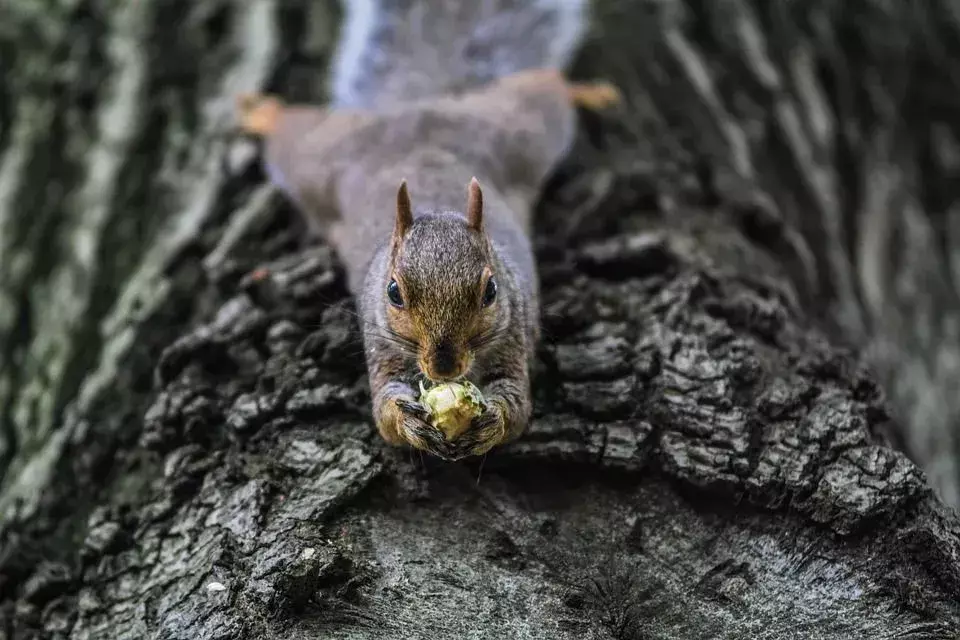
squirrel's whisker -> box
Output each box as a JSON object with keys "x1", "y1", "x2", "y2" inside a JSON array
[
  {"x1": 295, "y1": 300, "x2": 420, "y2": 353},
  {"x1": 469, "y1": 325, "x2": 512, "y2": 352},
  {"x1": 360, "y1": 331, "x2": 419, "y2": 356}
]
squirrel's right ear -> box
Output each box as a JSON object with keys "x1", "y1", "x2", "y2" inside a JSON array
[
  {"x1": 395, "y1": 180, "x2": 413, "y2": 238},
  {"x1": 466, "y1": 177, "x2": 483, "y2": 232}
]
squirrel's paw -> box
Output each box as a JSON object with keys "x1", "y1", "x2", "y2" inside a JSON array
[
  {"x1": 394, "y1": 398, "x2": 457, "y2": 460},
  {"x1": 568, "y1": 81, "x2": 622, "y2": 112},
  {"x1": 450, "y1": 404, "x2": 508, "y2": 460},
  {"x1": 235, "y1": 93, "x2": 284, "y2": 136}
]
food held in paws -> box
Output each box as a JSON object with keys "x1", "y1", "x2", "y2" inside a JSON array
[{"x1": 419, "y1": 381, "x2": 486, "y2": 440}]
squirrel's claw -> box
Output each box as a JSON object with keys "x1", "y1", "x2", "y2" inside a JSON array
[
  {"x1": 395, "y1": 397, "x2": 430, "y2": 422},
  {"x1": 395, "y1": 398, "x2": 458, "y2": 460},
  {"x1": 449, "y1": 404, "x2": 507, "y2": 460}
]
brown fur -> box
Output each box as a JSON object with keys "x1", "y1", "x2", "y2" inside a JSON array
[{"x1": 238, "y1": 69, "x2": 619, "y2": 459}]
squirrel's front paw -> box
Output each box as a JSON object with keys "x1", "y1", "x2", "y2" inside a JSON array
[
  {"x1": 450, "y1": 404, "x2": 508, "y2": 460},
  {"x1": 393, "y1": 398, "x2": 457, "y2": 460}
]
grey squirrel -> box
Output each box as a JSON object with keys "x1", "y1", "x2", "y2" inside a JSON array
[{"x1": 236, "y1": 0, "x2": 619, "y2": 460}]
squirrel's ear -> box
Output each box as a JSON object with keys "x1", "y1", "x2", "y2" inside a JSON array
[
  {"x1": 466, "y1": 177, "x2": 483, "y2": 232},
  {"x1": 395, "y1": 180, "x2": 413, "y2": 237}
]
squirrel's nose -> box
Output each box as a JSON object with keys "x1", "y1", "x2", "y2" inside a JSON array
[{"x1": 427, "y1": 339, "x2": 460, "y2": 381}]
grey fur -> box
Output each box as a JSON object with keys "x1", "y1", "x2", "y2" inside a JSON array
[
  {"x1": 330, "y1": 0, "x2": 588, "y2": 108},
  {"x1": 261, "y1": 4, "x2": 585, "y2": 457}
]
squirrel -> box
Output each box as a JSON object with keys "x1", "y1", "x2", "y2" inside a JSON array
[{"x1": 235, "y1": 0, "x2": 619, "y2": 461}]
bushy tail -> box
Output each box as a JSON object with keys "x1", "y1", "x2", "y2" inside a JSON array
[{"x1": 330, "y1": 0, "x2": 588, "y2": 109}]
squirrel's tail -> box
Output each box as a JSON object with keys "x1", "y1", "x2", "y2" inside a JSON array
[{"x1": 330, "y1": 0, "x2": 589, "y2": 109}]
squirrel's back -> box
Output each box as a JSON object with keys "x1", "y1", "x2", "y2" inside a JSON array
[{"x1": 330, "y1": 0, "x2": 588, "y2": 109}]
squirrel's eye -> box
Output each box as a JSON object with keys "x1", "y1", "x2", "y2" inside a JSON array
[
  {"x1": 482, "y1": 276, "x2": 497, "y2": 307},
  {"x1": 387, "y1": 279, "x2": 404, "y2": 308}
]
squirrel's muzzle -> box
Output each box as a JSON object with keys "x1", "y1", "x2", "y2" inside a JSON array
[{"x1": 423, "y1": 338, "x2": 467, "y2": 382}]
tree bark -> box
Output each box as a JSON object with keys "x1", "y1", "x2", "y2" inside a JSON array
[{"x1": 1, "y1": 1, "x2": 959, "y2": 639}]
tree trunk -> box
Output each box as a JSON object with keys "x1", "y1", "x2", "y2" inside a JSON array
[{"x1": 1, "y1": 1, "x2": 959, "y2": 638}]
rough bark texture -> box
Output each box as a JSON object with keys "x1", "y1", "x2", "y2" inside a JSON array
[{"x1": 1, "y1": 0, "x2": 959, "y2": 639}]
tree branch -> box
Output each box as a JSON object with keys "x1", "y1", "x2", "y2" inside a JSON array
[{"x1": 1, "y1": 0, "x2": 959, "y2": 638}]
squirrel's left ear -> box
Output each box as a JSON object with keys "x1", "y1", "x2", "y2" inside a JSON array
[
  {"x1": 466, "y1": 177, "x2": 483, "y2": 232},
  {"x1": 395, "y1": 180, "x2": 413, "y2": 238}
]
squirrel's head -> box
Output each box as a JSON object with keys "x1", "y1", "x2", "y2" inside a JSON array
[{"x1": 385, "y1": 178, "x2": 504, "y2": 382}]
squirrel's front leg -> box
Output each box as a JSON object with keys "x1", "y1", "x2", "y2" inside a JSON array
[
  {"x1": 371, "y1": 378, "x2": 457, "y2": 460},
  {"x1": 452, "y1": 375, "x2": 532, "y2": 460}
]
